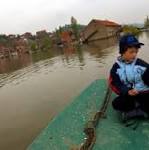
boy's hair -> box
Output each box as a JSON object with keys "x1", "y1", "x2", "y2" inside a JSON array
[
  {"x1": 119, "y1": 34, "x2": 144, "y2": 54},
  {"x1": 120, "y1": 45, "x2": 140, "y2": 54}
]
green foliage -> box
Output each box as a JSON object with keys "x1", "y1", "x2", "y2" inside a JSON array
[
  {"x1": 40, "y1": 36, "x2": 52, "y2": 50},
  {"x1": 0, "y1": 34, "x2": 8, "y2": 44},
  {"x1": 122, "y1": 25, "x2": 141, "y2": 35},
  {"x1": 28, "y1": 40, "x2": 38, "y2": 51},
  {"x1": 29, "y1": 36, "x2": 52, "y2": 51},
  {"x1": 0, "y1": 34, "x2": 15, "y2": 48},
  {"x1": 71, "y1": 23, "x2": 79, "y2": 40}
]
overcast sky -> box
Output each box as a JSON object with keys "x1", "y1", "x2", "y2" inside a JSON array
[{"x1": 0, "y1": 0, "x2": 149, "y2": 34}]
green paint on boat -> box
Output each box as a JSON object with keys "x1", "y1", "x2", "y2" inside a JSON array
[
  {"x1": 93, "y1": 94, "x2": 149, "y2": 150},
  {"x1": 27, "y1": 79, "x2": 149, "y2": 150}
]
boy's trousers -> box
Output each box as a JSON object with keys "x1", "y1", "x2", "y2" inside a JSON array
[{"x1": 112, "y1": 93, "x2": 149, "y2": 113}]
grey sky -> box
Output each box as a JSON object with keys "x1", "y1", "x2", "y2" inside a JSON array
[{"x1": 0, "y1": 0, "x2": 149, "y2": 34}]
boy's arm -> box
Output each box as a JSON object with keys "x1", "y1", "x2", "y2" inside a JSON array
[
  {"x1": 142, "y1": 66, "x2": 149, "y2": 86},
  {"x1": 137, "y1": 58, "x2": 149, "y2": 67},
  {"x1": 109, "y1": 63, "x2": 130, "y2": 96},
  {"x1": 137, "y1": 58, "x2": 149, "y2": 86}
]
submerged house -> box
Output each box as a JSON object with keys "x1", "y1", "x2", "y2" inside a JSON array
[
  {"x1": 60, "y1": 31, "x2": 73, "y2": 44},
  {"x1": 82, "y1": 19, "x2": 121, "y2": 43},
  {"x1": 14, "y1": 38, "x2": 29, "y2": 54},
  {"x1": 0, "y1": 45, "x2": 10, "y2": 58},
  {"x1": 21, "y1": 32, "x2": 33, "y2": 40},
  {"x1": 36, "y1": 30, "x2": 49, "y2": 39}
]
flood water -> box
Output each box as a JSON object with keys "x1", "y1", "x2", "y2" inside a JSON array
[{"x1": 0, "y1": 32, "x2": 149, "y2": 150}]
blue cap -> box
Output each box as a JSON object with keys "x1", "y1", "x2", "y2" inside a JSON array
[{"x1": 119, "y1": 34, "x2": 144, "y2": 54}]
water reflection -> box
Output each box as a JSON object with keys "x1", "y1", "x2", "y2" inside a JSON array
[
  {"x1": 0, "y1": 54, "x2": 32, "y2": 74},
  {"x1": 0, "y1": 37, "x2": 118, "y2": 88},
  {"x1": 0, "y1": 37, "x2": 118, "y2": 73}
]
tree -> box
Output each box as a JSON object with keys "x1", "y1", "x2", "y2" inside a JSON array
[
  {"x1": 0, "y1": 35, "x2": 8, "y2": 44},
  {"x1": 122, "y1": 25, "x2": 140, "y2": 35},
  {"x1": 40, "y1": 36, "x2": 52, "y2": 50},
  {"x1": 71, "y1": 16, "x2": 79, "y2": 40},
  {"x1": 28, "y1": 40, "x2": 38, "y2": 51}
]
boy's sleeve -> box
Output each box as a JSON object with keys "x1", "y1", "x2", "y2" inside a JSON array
[
  {"x1": 142, "y1": 66, "x2": 149, "y2": 86},
  {"x1": 109, "y1": 63, "x2": 130, "y2": 96},
  {"x1": 137, "y1": 58, "x2": 149, "y2": 68},
  {"x1": 137, "y1": 58, "x2": 149, "y2": 86}
]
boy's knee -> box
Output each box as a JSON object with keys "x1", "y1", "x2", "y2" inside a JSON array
[
  {"x1": 112, "y1": 96, "x2": 125, "y2": 111},
  {"x1": 112, "y1": 98, "x2": 119, "y2": 110}
]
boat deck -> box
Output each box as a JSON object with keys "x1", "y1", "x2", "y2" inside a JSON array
[{"x1": 27, "y1": 79, "x2": 149, "y2": 150}]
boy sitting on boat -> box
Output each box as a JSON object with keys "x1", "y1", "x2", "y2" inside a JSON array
[{"x1": 109, "y1": 34, "x2": 149, "y2": 120}]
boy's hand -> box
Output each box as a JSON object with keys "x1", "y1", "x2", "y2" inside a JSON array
[{"x1": 128, "y1": 89, "x2": 139, "y2": 96}]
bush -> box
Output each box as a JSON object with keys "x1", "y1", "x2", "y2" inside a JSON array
[
  {"x1": 122, "y1": 25, "x2": 141, "y2": 35},
  {"x1": 28, "y1": 40, "x2": 38, "y2": 51}
]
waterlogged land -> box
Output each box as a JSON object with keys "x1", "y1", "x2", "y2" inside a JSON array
[{"x1": 0, "y1": 32, "x2": 149, "y2": 150}]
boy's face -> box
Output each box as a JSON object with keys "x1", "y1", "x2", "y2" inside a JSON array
[{"x1": 122, "y1": 46, "x2": 139, "y2": 62}]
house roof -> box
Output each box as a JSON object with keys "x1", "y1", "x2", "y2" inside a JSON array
[{"x1": 91, "y1": 19, "x2": 121, "y2": 27}]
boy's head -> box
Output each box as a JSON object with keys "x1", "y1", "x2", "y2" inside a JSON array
[{"x1": 119, "y1": 34, "x2": 144, "y2": 62}]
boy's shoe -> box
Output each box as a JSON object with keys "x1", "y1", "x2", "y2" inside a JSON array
[
  {"x1": 118, "y1": 109, "x2": 148, "y2": 130},
  {"x1": 118, "y1": 109, "x2": 148, "y2": 123}
]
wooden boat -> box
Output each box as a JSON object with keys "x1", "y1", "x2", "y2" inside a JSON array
[{"x1": 27, "y1": 79, "x2": 149, "y2": 150}]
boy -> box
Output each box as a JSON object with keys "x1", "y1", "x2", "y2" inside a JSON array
[{"x1": 109, "y1": 34, "x2": 149, "y2": 119}]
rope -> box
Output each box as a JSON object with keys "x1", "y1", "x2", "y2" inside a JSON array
[{"x1": 79, "y1": 86, "x2": 112, "y2": 150}]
